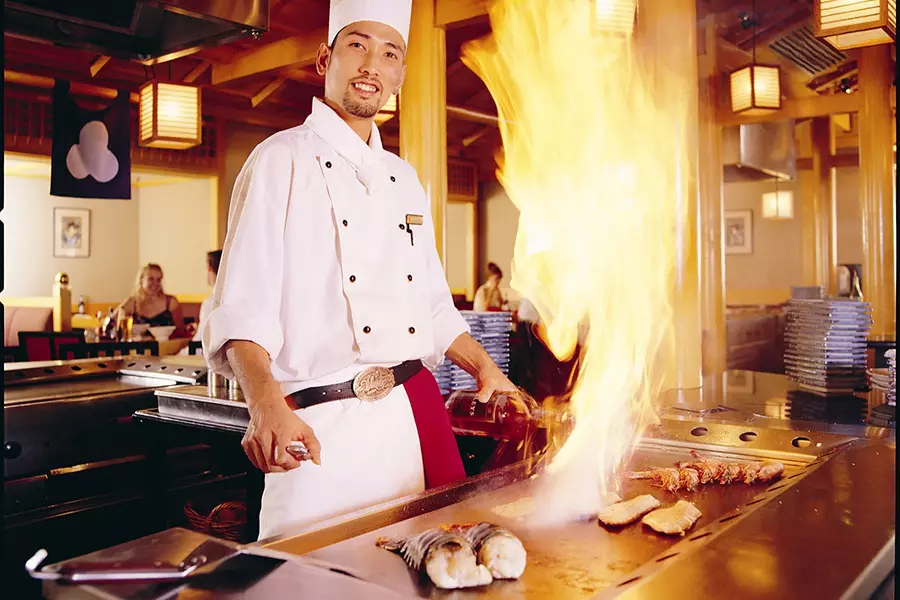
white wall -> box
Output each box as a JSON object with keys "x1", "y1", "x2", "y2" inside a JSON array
[
  {"x1": 2, "y1": 158, "x2": 216, "y2": 303},
  {"x1": 445, "y1": 201, "x2": 475, "y2": 297},
  {"x1": 479, "y1": 180, "x2": 522, "y2": 302},
  {"x1": 137, "y1": 177, "x2": 215, "y2": 296},
  {"x1": 2, "y1": 175, "x2": 140, "y2": 301},
  {"x1": 723, "y1": 178, "x2": 805, "y2": 292},
  {"x1": 478, "y1": 167, "x2": 876, "y2": 307}
]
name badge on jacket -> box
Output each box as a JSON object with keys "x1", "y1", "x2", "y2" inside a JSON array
[{"x1": 405, "y1": 214, "x2": 423, "y2": 246}]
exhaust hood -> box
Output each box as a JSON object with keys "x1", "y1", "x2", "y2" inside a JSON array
[
  {"x1": 723, "y1": 120, "x2": 797, "y2": 183},
  {"x1": 3, "y1": 0, "x2": 269, "y2": 65}
]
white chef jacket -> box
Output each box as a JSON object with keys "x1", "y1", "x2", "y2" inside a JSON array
[{"x1": 203, "y1": 98, "x2": 469, "y2": 394}]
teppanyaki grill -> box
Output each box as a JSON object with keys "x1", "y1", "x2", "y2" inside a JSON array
[{"x1": 256, "y1": 419, "x2": 894, "y2": 600}]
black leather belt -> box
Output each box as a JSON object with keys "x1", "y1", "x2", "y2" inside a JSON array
[{"x1": 288, "y1": 360, "x2": 424, "y2": 410}]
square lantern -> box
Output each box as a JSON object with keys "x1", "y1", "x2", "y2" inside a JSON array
[
  {"x1": 730, "y1": 64, "x2": 782, "y2": 115},
  {"x1": 593, "y1": 0, "x2": 637, "y2": 35},
  {"x1": 814, "y1": 0, "x2": 896, "y2": 50},
  {"x1": 762, "y1": 189, "x2": 794, "y2": 220},
  {"x1": 139, "y1": 81, "x2": 201, "y2": 150}
]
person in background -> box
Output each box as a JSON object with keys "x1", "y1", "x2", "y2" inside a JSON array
[
  {"x1": 192, "y1": 250, "x2": 223, "y2": 341},
  {"x1": 116, "y1": 263, "x2": 185, "y2": 334},
  {"x1": 180, "y1": 250, "x2": 222, "y2": 354},
  {"x1": 473, "y1": 262, "x2": 509, "y2": 312}
]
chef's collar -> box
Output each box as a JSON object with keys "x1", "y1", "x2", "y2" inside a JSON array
[{"x1": 306, "y1": 97, "x2": 384, "y2": 163}]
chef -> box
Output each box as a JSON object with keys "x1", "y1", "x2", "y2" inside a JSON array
[{"x1": 203, "y1": 0, "x2": 515, "y2": 540}]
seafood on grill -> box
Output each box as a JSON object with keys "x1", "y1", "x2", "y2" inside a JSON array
[
  {"x1": 597, "y1": 494, "x2": 662, "y2": 527},
  {"x1": 623, "y1": 451, "x2": 785, "y2": 491},
  {"x1": 445, "y1": 523, "x2": 527, "y2": 580},
  {"x1": 642, "y1": 500, "x2": 702, "y2": 536},
  {"x1": 376, "y1": 528, "x2": 492, "y2": 589}
]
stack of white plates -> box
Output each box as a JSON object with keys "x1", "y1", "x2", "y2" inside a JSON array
[
  {"x1": 877, "y1": 349, "x2": 896, "y2": 405},
  {"x1": 431, "y1": 311, "x2": 513, "y2": 395},
  {"x1": 784, "y1": 298, "x2": 872, "y2": 395}
]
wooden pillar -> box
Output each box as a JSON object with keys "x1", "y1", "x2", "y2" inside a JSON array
[
  {"x1": 640, "y1": 0, "x2": 703, "y2": 388},
  {"x1": 697, "y1": 16, "x2": 727, "y2": 376},
  {"x1": 800, "y1": 117, "x2": 838, "y2": 292},
  {"x1": 857, "y1": 45, "x2": 895, "y2": 337},
  {"x1": 400, "y1": 0, "x2": 448, "y2": 264}
]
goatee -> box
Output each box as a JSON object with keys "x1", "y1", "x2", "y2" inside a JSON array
[{"x1": 342, "y1": 90, "x2": 379, "y2": 119}]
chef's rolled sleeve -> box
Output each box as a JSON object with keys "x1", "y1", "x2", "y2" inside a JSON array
[
  {"x1": 203, "y1": 138, "x2": 294, "y2": 378},
  {"x1": 418, "y1": 191, "x2": 470, "y2": 368}
]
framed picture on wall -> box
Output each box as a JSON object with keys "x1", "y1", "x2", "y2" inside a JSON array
[
  {"x1": 724, "y1": 209, "x2": 753, "y2": 255},
  {"x1": 53, "y1": 207, "x2": 91, "y2": 258}
]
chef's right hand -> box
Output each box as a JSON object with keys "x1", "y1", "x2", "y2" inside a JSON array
[{"x1": 242, "y1": 401, "x2": 322, "y2": 473}]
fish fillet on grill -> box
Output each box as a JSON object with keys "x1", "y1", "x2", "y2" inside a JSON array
[
  {"x1": 376, "y1": 529, "x2": 492, "y2": 589},
  {"x1": 448, "y1": 523, "x2": 527, "y2": 580},
  {"x1": 597, "y1": 494, "x2": 662, "y2": 527},
  {"x1": 642, "y1": 500, "x2": 702, "y2": 536}
]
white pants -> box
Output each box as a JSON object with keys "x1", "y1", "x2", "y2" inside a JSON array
[{"x1": 257, "y1": 382, "x2": 425, "y2": 541}]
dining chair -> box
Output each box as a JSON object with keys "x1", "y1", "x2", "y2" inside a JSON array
[
  {"x1": 57, "y1": 341, "x2": 160, "y2": 360},
  {"x1": 18, "y1": 331, "x2": 86, "y2": 361}
]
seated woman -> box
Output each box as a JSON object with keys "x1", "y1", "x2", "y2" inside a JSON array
[
  {"x1": 473, "y1": 262, "x2": 510, "y2": 312},
  {"x1": 116, "y1": 263, "x2": 185, "y2": 336}
]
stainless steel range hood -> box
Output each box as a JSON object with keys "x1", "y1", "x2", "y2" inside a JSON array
[
  {"x1": 723, "y1": 120, "x2": 798, "y2": 183},
  {"x1": 4, "y1": 0, "x2": 269, "y2": 65}
]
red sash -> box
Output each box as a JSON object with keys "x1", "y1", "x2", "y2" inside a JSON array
[{"x1": 402, "y1": 368, "x2": 466, "y2": 488}]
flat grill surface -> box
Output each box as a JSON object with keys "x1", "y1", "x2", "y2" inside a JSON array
[{"x1": 306, "y1": 443, "x2": 808, "y2": 599}]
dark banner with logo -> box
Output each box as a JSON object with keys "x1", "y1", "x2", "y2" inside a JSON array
[{"x1": 50, "y1": 80, "x2": 131, "y2": 200}]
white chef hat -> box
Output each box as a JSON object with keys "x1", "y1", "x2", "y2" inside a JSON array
[{"x1": 328, "y1": 0, "x2": 412, "y2": 46}]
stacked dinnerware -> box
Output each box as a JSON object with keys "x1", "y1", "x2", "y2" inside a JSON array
[
  {"x1": 784, "y1": 298, "x2": 872, "y2": 395},
  {"x1": 432, "y1": 311, "x2": 513, "y2": 395},
  {"x1": 868, "y1": 349, "x2": 896, "y2": 405}
]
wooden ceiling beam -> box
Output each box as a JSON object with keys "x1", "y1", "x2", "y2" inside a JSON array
[
  {"x1": 251, "y1": 77, "x2": 286, "y2": 107},
  {"x1": 211, "y1": 29, "x2": 326, "y2": 85},
  {"x1": 731, "y1": 6, "x2": 812, "y2": 50},
  {"x1": 435, "y1": 0, "x2": 489, "y2": 28},
  {"x1": 461, "y1": 125, "x2": 492, "y2": 146},
  {"x1": 183, "y1": 61, "x2": 211, "y2": 83},
  {"x1": 282, "y1": 67, "x2": 324, "y2": 87},
  {"x1": 447, "y1": 104, "x2": 500, "y2": 125},
  {"x1": 89, "y1": 55, "x2": 110, "y2": 78},
  {"x1": 5, "y1": 69, "x2": 139, "y2": 103},
  {"x1": 719, "y1": 92, "x2": 860, "y2": 125}
]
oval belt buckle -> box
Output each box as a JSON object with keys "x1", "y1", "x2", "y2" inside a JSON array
[{"x1": 352, "y1": 366, "x2": 396, "y2": 401}]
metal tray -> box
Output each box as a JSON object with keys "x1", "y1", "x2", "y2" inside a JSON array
[{"x1": 156, "y1": 385, "x2": 250, "y2": 428}]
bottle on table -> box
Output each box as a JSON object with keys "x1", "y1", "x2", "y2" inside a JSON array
[{"x1": 77, "y1": 295, "x2": 86, "y2": 315}]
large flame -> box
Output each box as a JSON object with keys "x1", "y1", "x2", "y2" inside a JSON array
[{"x1": 463, "y1": 0, "x2": 691, "y2": 521}]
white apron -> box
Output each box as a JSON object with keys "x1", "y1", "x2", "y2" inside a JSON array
[{"x1": 258, "y1": 364, "x2": 424, "y2": 540}]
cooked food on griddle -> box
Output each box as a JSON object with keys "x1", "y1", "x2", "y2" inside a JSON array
[
  {"x1": 642, "y1": 500, "x2": 702, "y2": 536},
  {"x1": 448, "y1": 523, "x2": 527, "y2": 580},
  {"x1": 597, "y1": 494, "x2": 661, "y2": 526},
  {"x1": 624, "y1": 451, "x2": 785, "y2": 491},
  {"x1": 376, "y1": 529, "x2": 492, "y2": 589}
]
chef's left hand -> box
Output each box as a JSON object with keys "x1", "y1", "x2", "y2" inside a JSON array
[{"x1": 475, "y1": 365, "x2": 518, "y2": 404}]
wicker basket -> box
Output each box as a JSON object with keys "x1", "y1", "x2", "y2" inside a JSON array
[{"x1": 184, "y1": 499, "x2": 247, "y2": 542}]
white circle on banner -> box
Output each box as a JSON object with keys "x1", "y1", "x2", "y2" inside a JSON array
[{"x1": 66, "y1": 120, "x2": 119, "y2": 183}]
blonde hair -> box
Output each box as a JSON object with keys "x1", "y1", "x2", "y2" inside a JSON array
[{"x1": 133, "y1": 263, "x2": 164, "y2": 312}]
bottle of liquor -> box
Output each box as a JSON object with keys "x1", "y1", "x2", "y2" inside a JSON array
[{"x1": 446, "y1": 389, "x2": 571, "y2": 441}]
